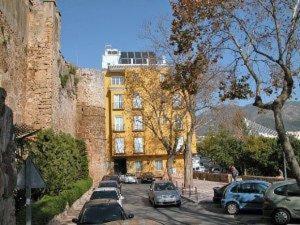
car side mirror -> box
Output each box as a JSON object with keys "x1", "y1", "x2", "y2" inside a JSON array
[
  {"x1": 72, "y1": 218, "x2": 79, "y2": 223},
  {"x1": 127, "y1": 213, "x2": 134, "y2": 219}
]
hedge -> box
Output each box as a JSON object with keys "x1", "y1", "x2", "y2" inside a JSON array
[
  {"x1": 16, "y1": 178, "x2": 92, "y2": 225},
  {"x1": 30, "y1": 129, "x2": 89, "y2": 195}
]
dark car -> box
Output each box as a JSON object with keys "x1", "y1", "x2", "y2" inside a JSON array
[
  {"x1": 102, "y1": 175, "x2": 120, "y2": 182},
  {"x1": 99, "y1": 180, "x2": 119, "y2": 189},
  {"x1": 213, "y1": 184, "x2": 229, "y2": 203},
  {"x1": 72, "y1": 199, "x2": 134, "y2": 225},
  {"x1": 140, "y1": 172, "x2": 155, "y2": 183}
]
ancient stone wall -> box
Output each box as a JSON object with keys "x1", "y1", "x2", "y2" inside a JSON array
[
  {"x1": 76, "y1": 69, "x2": 108, "y2": 183},
  {"x1": 0, "y1": 2, "x2": 107, "y2": 223}
]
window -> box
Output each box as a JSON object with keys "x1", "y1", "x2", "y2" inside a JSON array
[
  {"x1": 174, "y1": 115, "x2": 183, "y2": 130},
  {"x1": 160, "y1": 113, "x2": 168, "y2": 124},
  {"x1": 134, "y1": 137, "x2": 144, "y2": 153},
  {"x1": 135, "y1": 160, "x2": 142, "y2": 172},
  {"x1": 111, "y1": 76, "x2": 124, "y2": 85},
  {"x1": 113, "y1": 94, "x2": 124, "y2": 109},
  {"x1": 115, "y1": 138, "x2": 125, "y2": 153},
  {"x1": 155, "y1": 160, "x2": 163, "y2": 171},
  {"x1": 231, "y1": 184, "x2": 240, "y2": 193},
  {"x1": 114, "y1": 116, "x2": 124, "y2": 131},
  {"x1": 274, "y1": 185, "x2": 287, "y2": 196},
  {"x1": 239, "y1": 183, "x2": 254, "y2": 193},
  {"x1": 176, "y1": 136, "x2": 184, "y2": 151},
  {"x1": 133, "y1": 115, "x2": 143, "y2": 131},
  {"x1": 286, "y1": 183, "x2": 300, "y2": 197},
  {"x1": 159, "y1": 74, "x2": 165, "y2": 82},
  {"x1": 133, "y1": 93, "x2": 142, "y2": 109},
  {"x1": 173, "y1": 93, "x2": 182, "y2": 108},
  {"x1": 253, "y1": 183, "x2": 269, "y2": 194}
]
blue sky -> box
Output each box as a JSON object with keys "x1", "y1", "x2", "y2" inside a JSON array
[
  {"x1": 57, "y1": 0, "x2": 172, "y2": 69},
  {"x1": 57, "y1": 0, "x2": 299, "y2": 104}
]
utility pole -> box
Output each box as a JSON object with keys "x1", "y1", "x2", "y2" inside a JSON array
[
  {"x1": 283, "y1": 152, "x2": 287, "y2": 180},
  {"x1": 25, "y1": 157, "x2": 32, "y2": 225}
]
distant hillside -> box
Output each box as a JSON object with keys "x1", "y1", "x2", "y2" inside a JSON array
[
  {"x1": 242, "y1": 101, "x2": 300, "y2": 131},
  {"x1": 197, "y1": 101, "x2": 300, "y2": 136}
]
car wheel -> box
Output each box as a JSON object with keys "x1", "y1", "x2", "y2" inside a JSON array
[
  {"x1": 272, "y1": 209, "x2": 290, "y2": 225},
  {"x1": 226, "y1": 202, "x2": 239, "y2": 215},
  {"x1": 176, "y1": 201, "x2": 181, "y2": 207}
]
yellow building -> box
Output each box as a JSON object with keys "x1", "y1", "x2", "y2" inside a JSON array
[{"x1": 102, "y1": 47, "x2": 196, "y2": 178}]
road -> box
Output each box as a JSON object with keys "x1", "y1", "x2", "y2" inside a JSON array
[{"x1": 121, "y1": 183, "x2": 272, "y2": 225}]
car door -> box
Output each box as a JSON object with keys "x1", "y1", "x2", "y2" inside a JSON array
[
  {"x1": 238, "y1": 183, "x2": 256, "y2": 209},
  {"x1": 251, "y1": 183, "x2": 269, "y2": 210},
  {"x1": 285, "y1": 183, "x2": 300, "y2": 218}
]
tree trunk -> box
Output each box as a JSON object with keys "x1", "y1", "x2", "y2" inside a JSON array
[
  {"x1": 273, "y1": 107, "x2": 300, "y2": 185},
  {"x1": 184, "y1": 132, "x2": 193, "y2": 187},
  {"x1": 166, "y1": 154, "x2": 175, "y2": 181}
]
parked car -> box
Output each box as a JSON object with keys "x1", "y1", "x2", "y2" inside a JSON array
[
  {"x1": 104, "y1": 219, "x2": 164, "y2": 225},
  {"x1": 193, "y1": 165, "x2": 206, "y2": 172},
  {"x1": 221, "y1": 180, "x2": 270, "y2": 215},
  {"x1": 99, "y1": 180, "x2": 121, "y2": 191},
  {"x1": 90, "y1": 187, "x2": 124, "y2": 206},
  {"x1": 140, "y1": 172, "x2": 155, "y2": 183},
  {"x1": 148, "y1": 180, "x2": 181, "y2": 207},
  {"x1": 72, "y1": 199, "x2": 134, "y2": 225},
  {"x1": 101, "y1": 175, "x2": 121, "y2": 184},
  {"x1": 213, "y1": 184, "x2": 230, "y2": 203},
  {"x1": 120, "y1": 173, "x2": 138, "y2": 184},
  {"x1": 263, "y1": 179, "x2": 300, "y2": 225}
]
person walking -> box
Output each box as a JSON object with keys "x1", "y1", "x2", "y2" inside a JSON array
[{"x1": 229, "y1": 165, "x2": 239, "y2": 182}]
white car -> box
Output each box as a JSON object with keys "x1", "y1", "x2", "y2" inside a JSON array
[
  {"x1": 193, "y1": 165, "x2": 206, "y2": 172},
  {"x1": 121, "y1": 173, "x2": 138, "y2": 184},
  {"x1": 90, "y1": 187, "x2": 124, "y2": 206}
]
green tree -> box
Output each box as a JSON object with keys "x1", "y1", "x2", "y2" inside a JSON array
[
  {"x1": 30, "y1": 129, "x2": 89, "y2": 195},
  {"x1": 199, "y1": 130, "x2": 245, "y2": 172}
]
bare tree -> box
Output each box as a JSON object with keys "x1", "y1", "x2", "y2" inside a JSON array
[
  {"x1": 170, "y1": 0, "x2": 300, "y2": 183},
  {"x1": 125, "y1": 68, "x2": 188, "y2": 180},
  {"x1": 141, "y1": 18, "x2": 220, "y2": 187}
]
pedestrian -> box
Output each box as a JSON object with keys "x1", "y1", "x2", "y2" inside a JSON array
[{"x1": 229, "y1": 165, "x2": 239, "y2": 182}]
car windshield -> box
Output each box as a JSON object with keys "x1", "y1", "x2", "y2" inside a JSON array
[
  {"x1": 126, "y1": 173, "x2": 134, "y2": 176},
  {"x1": 99, "y1": 182, "x2": 118, "y2": 188},
  {"x1": 154, "y1": 182, "x2": 175, "y2": 191},
  {"x1": 81, "y1": 204, "x2": 124, "y2": 224},
  {"x1": 143, "y1": 173, "x2": 153, "y2": 177},
  {"x1": 90, "y1": 191, "x2": 118, "y2": 200}
]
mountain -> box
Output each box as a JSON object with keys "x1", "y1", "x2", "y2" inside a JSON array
[
  {"x1": 242, "y1": 101, "x2": 300, "y2": 131},
  {"x1": 196, "y1": 101, "x2": 300, "y2": 136}
]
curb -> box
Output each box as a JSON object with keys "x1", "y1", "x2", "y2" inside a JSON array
[{"x1": 181, "y1": 195, "x2": 198, "y2": 204}]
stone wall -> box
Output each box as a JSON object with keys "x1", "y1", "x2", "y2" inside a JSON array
[
  {"x1": 0, "y1": 1, "x2": 107, "y2": 224},
  {"x1": 76, "y1": 69, "x2": 108, "y2": 183}
]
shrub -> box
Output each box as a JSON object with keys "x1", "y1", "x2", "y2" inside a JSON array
[
  {"x1": 68, "y1": 64, "x2": 77, "y2": 75},
  {"x1": 30, "y1": 129, "x2": 89, "y2": 195},
  {"x1": 16, "y1": 178, "x2": 92, "y2": 225},
  {"x1": 59, "y1": 73, "x2": 69, "y2": 88}
]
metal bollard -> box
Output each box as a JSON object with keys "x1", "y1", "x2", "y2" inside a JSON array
[
  {"x1": 181, "y1": 183, "x2": 184, "y2": 195},
  {"x1": 189, "y1": 185, "x2": 191, "y2": 198},
  {"x1": 195, "y1": 187, "x2": 198, "y2": 202}
]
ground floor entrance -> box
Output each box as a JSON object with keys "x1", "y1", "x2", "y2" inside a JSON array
[{"x1": 114, "y1": 158, "x2": 127, "y2": 174}]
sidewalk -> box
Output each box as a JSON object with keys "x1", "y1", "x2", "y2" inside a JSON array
[{"x1": 173, "y1": 178, "x2": 227, "y2": 203}]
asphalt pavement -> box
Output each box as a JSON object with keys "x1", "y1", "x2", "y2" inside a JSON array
[{"x1": 121, "y1": 183, "x2": 272, "y2": 225}]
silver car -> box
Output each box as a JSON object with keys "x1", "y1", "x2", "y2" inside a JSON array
[{"x1": 148, "y1": 180, "x2": 181, "y2": 207}]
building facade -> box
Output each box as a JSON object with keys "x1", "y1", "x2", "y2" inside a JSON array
[{"x1": 102, "y1": 46, "x2": 197, "y2": 178}]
